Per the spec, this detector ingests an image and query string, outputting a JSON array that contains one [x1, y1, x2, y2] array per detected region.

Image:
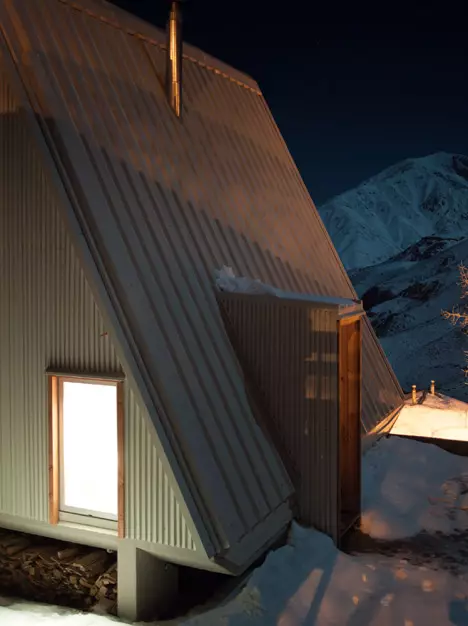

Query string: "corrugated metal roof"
[[0, 0, 403, 566], [58, 0, 261, 93]]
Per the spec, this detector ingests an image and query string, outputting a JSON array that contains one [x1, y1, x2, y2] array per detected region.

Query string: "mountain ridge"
[[318, 152, 468, 400], [319, 152, 468, 271]]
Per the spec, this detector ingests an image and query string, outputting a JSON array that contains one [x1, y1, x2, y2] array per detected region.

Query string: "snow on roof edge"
[[215, 266, 362, 312]]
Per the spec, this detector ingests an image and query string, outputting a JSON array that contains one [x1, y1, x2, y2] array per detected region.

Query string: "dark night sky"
[[111, 0, 467, 205]]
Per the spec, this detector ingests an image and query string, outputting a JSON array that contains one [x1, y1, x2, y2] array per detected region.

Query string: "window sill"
[[57, 519, 118, 538], [59, 511, 118, 536]]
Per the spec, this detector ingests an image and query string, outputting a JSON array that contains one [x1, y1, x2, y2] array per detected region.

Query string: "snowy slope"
[[320, 152, 468, 271]]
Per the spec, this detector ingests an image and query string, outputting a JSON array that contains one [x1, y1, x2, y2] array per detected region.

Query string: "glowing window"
[[57, 378, 119, 521]]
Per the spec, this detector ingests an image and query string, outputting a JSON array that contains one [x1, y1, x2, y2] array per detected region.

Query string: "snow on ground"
[[0, 598, 119, 625], [392, 393, 468, 442], [4, 436, 468, 625], [183, 523, 468, 626], [362, 434, 468, 541]]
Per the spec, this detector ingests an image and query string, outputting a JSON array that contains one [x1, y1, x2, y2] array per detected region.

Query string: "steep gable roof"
[[0, 0, 403, 568]]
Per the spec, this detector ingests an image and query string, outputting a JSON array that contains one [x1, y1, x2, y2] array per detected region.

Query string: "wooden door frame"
[[337, 315, 363, 536]]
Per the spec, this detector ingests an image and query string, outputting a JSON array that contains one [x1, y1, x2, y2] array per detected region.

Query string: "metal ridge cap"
[[55, 0, 261, 94]]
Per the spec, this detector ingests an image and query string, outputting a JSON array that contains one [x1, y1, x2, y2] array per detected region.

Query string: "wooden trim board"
[[337, 317, 362, 536], [339, 313, 364, 326], [117, 381, 125, 538], [48, 375, 60, 525]]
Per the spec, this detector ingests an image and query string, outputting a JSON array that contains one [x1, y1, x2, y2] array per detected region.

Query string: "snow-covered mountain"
[[318, 153, 468, 400], [350, 237, 468, 398], [320, 152, 468, 271]]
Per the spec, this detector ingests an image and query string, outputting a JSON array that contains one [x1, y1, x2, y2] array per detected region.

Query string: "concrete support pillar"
[[117, 541, 178, 622]]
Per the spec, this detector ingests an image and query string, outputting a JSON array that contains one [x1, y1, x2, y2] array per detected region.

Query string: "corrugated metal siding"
[[125, 387, 196, 550], [218, 295, 340, 541], [0, 68, 119, 520], [0, 67, 197, 551], [0, 0, 403, 555]]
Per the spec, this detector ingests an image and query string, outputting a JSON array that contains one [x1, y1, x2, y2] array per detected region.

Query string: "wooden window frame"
[[48, 374, 125, 538]]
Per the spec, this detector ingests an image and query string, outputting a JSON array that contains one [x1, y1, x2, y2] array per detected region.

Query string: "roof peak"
[[56, 0, 260, 93]]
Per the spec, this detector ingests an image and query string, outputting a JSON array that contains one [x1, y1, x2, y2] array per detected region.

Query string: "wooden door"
[[338, 316, 362, 534]]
